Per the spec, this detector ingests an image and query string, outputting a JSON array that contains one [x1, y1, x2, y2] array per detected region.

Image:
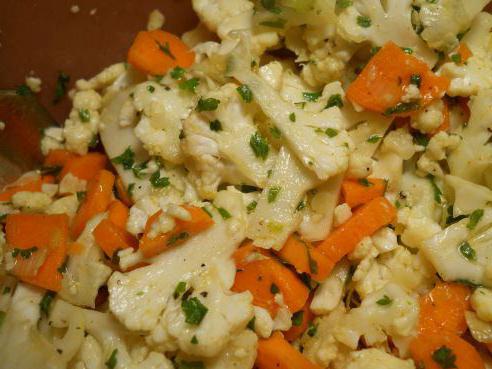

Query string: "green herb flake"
[[410, 74, 422, 88], [40, 291, 56, 317], [270, 126, 282, 139], [267, 186, 281, 203], [326, 94, 344, 109], [259, 18, 287, 29], [370, 46, 381, 56], [181, 297, 208, 325], [53, 72, 70, 104], [289, 112, 296, 122], [367, 135, 381, 143], [413, 132, 430, 147], [292, 310, 304, 326], [132, 161, 148, 179], [170, 66, 186, 79], [88, 135, 99, 149], [209, 119, 223, 132], [156, 41, 176, 60], [336, 0, 353, 9], [197, 97, 220, 112], [357, 15, 372, 28], [127, 183, 135, 197], [150, 171, 170, 188], [432, 346, 457, 369], [459, 241, 477, 261], [167, 232, 190, 246], [111, 147, 135, 170], [451, 53, 462, 64], [325, 128, 339, 138], [250, 132, 270, 160], [384, 101, 421, 116], [78, 109, 91, 123], [202, 206, 213, 218], [216, 207, 232, 220], [16, 84, 33, 96], [270, 283, 280, 294], [179, 78, 200, 93], [295, 101, 306, 109], [261, 0, 282, 13], [296, 200, 306, 211], [237, 84, 253, 103], [174, 281, 187, 299], [11, 247, 39, 259], [147, 85, 155, 93], [358, 178, 373, 187], [428, 175, 443, 204], [247, 316, 256, 330], [105, 349, 118, 369], [376, 295, 392, 306], [402, 47, 414, 55], [467, 209, 484, 230], [303, 91, 322, 102], [247, 201, 258, 214], [191, 335, 199, 344], [307, 323, 318, 337]]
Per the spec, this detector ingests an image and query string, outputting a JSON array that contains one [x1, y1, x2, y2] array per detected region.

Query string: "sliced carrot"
[[107, 200, 129, 230], [256, 332, 323, 369], [139, 205, 214, 258], [456, 43, 473, 63], [44, 149, 77, 168], [418, 282, 471, 336], [115, 176, 133, 206], [341, 178, 387, 208], [6, 213, 69, 291], [71, 169, 115, 238], [317, 197, 396, 266], [0, 175, 54, 201], [233, 240, 271, 268], [60, 152, 107, 181], [346, 42, 449, 115], [284, 299, 314, 342], [276, 235, 334, 282], [93, 219, 138, 259], [128, 30, 195, 75], [410, 332, 485, 369]]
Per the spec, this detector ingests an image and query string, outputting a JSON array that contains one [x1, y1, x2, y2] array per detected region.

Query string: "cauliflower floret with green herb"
[[344, 348, 416, 369], [337, 0, 437, 66], [398, 207, 442, 250], [417, 132, 461, 177]]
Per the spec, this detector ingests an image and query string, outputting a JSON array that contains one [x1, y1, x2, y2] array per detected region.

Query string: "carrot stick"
[[276, 235, 334, 282], [71, 169, 115, 238], [44, 149, 77, 168], [93, 219, 138, 259], [5, 213, 69, 291], [256, 332, 323, 369], [107, 200, 130, 230], [284, 299, 314, 342], [418, 282, 471, 336], [346, 42, 449, 115], [341, 178, 387, 208], [139, 205, 214, 258], [0, 175, 54, 202], [115, 176, 133, 206], [410, 332, 484, 369], [317, 197, 396, 266], [60, 152, 107, 181], [128, 30, 195, 75]]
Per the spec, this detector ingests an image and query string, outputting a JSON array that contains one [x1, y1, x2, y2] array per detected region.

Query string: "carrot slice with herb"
[[276, 235, 334, 282], [128, 30, 195, 75], [284, 299, 314, 342], [93, 219, 138, 259], [317, 197, 396, 266], [341, 178, 387, 208], [418, 282, 471, 336], [139, 205, 214, 258], [6, 213, 69, 291], [60, 152, 107, 181], [256, 332, 323, 369], [346, 42, 449, 115], [71, 169, 115, 238], [410, 332, 485, 369]]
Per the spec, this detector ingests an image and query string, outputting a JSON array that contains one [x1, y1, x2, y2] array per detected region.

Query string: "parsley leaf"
[[259, 18, 287, 29], [237, 84, 253, 103], [428, 175, 443, 204], [111, 147, 135, 170], [270, 283, 280, 294], [179, 78, 200, 93], [247, 201, 258, 214], [459, 241, 476, 261], [289, 112, 296, 122], [367, 135, 381, 143], [376, 295, 392, 306], [292, 311, 304, 326], [209, 119, 222, 132], [167, 232, 190, 246], [105, 349, 118, 369], [357, 15, 372, 28], [250, 132, 270, 160], [270, 126, 282, 139], [410, 74, 422, 88], [40, 291, 56, 317], [181, 297, 208, 325], [16, 84, 33, 96], [303, 91, 322, 102], [261, 0, 282, 13], [150, 171, 170, 188], [432, 346, 457, 369], [78, 109, 91, 123], [384, 101, 420, 116], [216, 207, 232, 220], [358, 178, 373, 187], [268, 186, 281, 203], [170, 66, 186, 79], [326, 94, 344, 108], [467, 209, 484, 230], [156, 40, 176, 60], [197, 97, 220, 112], [174, 281, 187, 299]]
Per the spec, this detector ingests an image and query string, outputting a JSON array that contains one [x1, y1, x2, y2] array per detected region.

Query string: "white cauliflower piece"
[[45, 194, 79, 219], [417, 132, 460, 178], [205, 330, 257, 369], [259, 61, 284, 90], [346, 151, 374, 179], [76, 62, 126, 91], [471, 287, 492, 322], [465, 310, 492, 344], [345, 348, 415, 369], [380, 128, 419, 160], [41, 127, 64, 155], [337, 0, 437, 66], [398, 207, 442, 249], [446, 175, 492, 215], [372, 227, 398, 254], [333, 203, 352, 228], [252, 306, 273, 338], [311, 261, 350, 315], [11, 191, 52, 212], [411, 99, 445, 134], [58, 173, 87, 194], [147, 9, 165, 31]]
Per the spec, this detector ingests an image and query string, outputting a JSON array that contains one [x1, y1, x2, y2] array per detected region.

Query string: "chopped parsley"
[[268, 186, 281, 203], [78, 109, 91, 123], [370, 46, 381, 56], [197, 97, 220, 112], [247, 316, 256, 330], [170, 66, 186, 79], [451, 53, 462, 64], [270, 283, 280, 294], [467, 209, 484, 230], [216, 207, 232, 220], [261, 0, 282, 13], [191, 335, 199, 344], [209, 119, 222, 132], [336, 0, 353, 9], [53, 72, 70, 104], [410, 74, 422, 88], [307, 323, 318, 337], [181, 297, 208, 325], [179, 78, 200, 93], [270, 126, 282, 139], [127, 183, 135, 197], [237, 84, 253, 103], [358, 178, 373, 187], [402, 47, 414, 54], [167, 232, 190, 246], [432, 346, 457, 369], [156, 41, 176, 60], [16, 84, 33, 96], [428, 175, 443, 204], [239, 184, 260, 193], [11, 247, 38, 259], [105, 349, 118, 369], [326, 94, 344, 108], [445, 206, 468, 225], [259, 18, 287, 29], [307, 248, 318, 274], [132, 161, 148, 179], [40, 291, 56, 317], [150, 171, 170, 188], [384, 101, 420, 116], [367, 135, 381, 143], [174, 281, 187, 299], [247, 201, 258, 214], [76, 191, 87, 202], [413, 132, 430, 147], [289, 112, 296, 122], [292, 311, 304, 326], [40, 165, 63, 176], [202, 206, 213, 218], [357, 15, 372, 28], [376, 295, 393, 306], [111, 147, 135, 170], [459, 241, 476, 261], [250, 132, 270, 160], [325, 128, 339, 138], [296, 200, 306, 211], [147, 85, 155, 93], [303, 91, 322, 102]]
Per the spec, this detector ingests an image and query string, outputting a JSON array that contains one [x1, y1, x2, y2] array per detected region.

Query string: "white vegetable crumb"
[[25, 76, 42, 93], [333, 203, 352, 227], [0, 121, 5, 130], [147, 9, 165, 31], [70, 5, 80, 13], [90, 8, 97, 16]]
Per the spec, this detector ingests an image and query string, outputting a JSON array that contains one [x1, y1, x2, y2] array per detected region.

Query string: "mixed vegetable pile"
[[1, 0, 492, 368]]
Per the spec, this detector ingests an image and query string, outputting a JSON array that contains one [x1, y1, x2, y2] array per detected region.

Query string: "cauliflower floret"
[[337, 0, 437, 66], [380, 128, 419, 160], [58, 173, 87, 194], [465, 310, 492, 344], [344, 348, 416, 369], [471, 287, 492, 322], [25, 75, 42, 93], [398, 207, 442, 249], [76, 62, 126, 91], [346, 151, 374, 179], [411, 99, 444, 134], [372, 227, 398, 253], [311, 262, 350, 315], [45, 194, 79, 219], [252, 306, 273, 338], [333, 203, 352, 227], [147, 9, 165, 31], [11, 191, 52, 212], [40, 127, 65, 155], [204, 330, 257, 369], [401, 84, 422, 103], [417, 132, 460, 177], [259, 61, 284, 90]]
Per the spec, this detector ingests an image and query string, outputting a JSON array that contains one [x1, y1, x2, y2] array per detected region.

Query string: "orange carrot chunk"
[[128, 30, 195, 75], [276, 235, 334, 282], [346, 42, 449, 115], [418, 282, 471, 336], [60, 152, 107, 181], [139, 205, 214, 258], [107, 200, 130, 230], [93, 219, 138, 259], [284, 299, 314, 342], [71, 169, 115, 238], [455, 43, 473, 64], [256, 332, 323, 369], [6, 213, 69, 291], [341, 178, 387, 208], [410, 332, 485, 369], [317, 197, 396, 266], [44, 149, 77, 168]]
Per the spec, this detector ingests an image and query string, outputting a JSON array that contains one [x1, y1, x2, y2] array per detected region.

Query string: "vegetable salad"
[[1, 0, 492, 368]]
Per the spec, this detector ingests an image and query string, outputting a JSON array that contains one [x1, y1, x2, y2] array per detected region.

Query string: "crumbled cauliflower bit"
[[349, 237, 378, 261], [345, 348, 416, 369], [147, 212, 175, 239], [417, 131, 461, 177], [167, 204, 191, 221], [401, 84, 421, 103], [127, 197, 160, 236], [11, 191, 52, 212], [45, 195, 79, 219], [398, 207, 442, 249], [41, 183, 58, 197], [76, 63, 126, 91], [346, 152, 374, 178], [311, 262, 349, 315], [41, 126, 65, 155], [118, 98, 137, 127], [333, 203, 352, 227], [411, 100, 444, 134], [471, 287, 492, 322], [381, 128, 419, 160], [59, 173, 87, 194], [147, 9, 165, 31], [259, 61, 284, 91], [25, 76, 42, 93], [253, 306, 273, 338], [118, 248, 146, 271], [252, 32, 280, 56], [272, 306, 292, 332], [372, 227, 398, 254], [205, 330, 257, 369]]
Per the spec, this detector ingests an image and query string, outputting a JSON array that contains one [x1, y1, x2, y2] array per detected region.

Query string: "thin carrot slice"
[[44, 149, 77, 168], [93, 219, 138, 259], [418, 282, 471, 336], [6, 213, 69, 291], [107, 200, 130, 230], [284, 300, 314, 342], [341, 178, 387, 208], [317, 197, 396, 266], [71, 169, 115, 238], [60, 152, 107, 181], [128, 30, 195, 75], [410, 332, 485, 369], [346, 42, 449, 115], [115, 176, 133, 206], [256, 332, 323, 369], [276, 235, 334, 282]]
